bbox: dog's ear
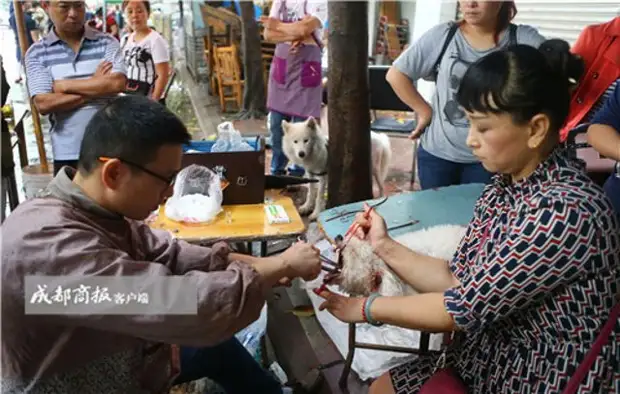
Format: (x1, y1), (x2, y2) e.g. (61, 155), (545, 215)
(281, 120), (290, 134)
(306, 116), (317, 132)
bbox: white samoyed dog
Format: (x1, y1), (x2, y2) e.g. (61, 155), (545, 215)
(281, 116), (391, 220)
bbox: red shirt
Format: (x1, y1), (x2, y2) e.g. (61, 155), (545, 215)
(560, 17), (620, 141)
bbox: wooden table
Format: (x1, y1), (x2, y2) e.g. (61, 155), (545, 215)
(148, 190), (306, 256)
(316, 183), (485, 389)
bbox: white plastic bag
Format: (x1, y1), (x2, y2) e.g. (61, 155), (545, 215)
(164, 164), (223, 223)
(212, 121), (253, 152)
(235, 303), (268, 362)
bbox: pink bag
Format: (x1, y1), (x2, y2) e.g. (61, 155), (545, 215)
(418, 367), (467, 394)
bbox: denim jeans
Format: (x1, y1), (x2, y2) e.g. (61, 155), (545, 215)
(173, 338), (282, 394)
(417, 143), (494, 190)
(268, 111), (305, 176)
(604, 174), (620, 219)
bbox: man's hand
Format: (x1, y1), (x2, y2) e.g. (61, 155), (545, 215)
(94, 61), (113, 78)
(279, 241), (321, 281)
(52, 60), (114, 95)
(52, 79), (67, 94)
(290, 40), (303, 54)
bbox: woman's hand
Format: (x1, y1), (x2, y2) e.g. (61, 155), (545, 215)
(409, 102), (432, 140)
(259, 16), (280, 30)
(314, 288), (365, 323)
(353, 203), (390, 249)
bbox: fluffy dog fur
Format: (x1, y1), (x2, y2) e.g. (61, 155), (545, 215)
(281, 117), (391, 220)
(338, 224), (467, 297)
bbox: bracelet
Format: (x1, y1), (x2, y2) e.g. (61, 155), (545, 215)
(362, 292), (383, 326)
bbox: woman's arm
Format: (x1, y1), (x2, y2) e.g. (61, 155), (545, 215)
(149, 34), (171, 101)
(588, 125), (620, 161)
(151, 62), (170, 101)
(316, 290), (456, 332)
(588, 84), (620, 161)
(321, 202), (603, 334)
(374, 237), (460, 293)
(385, 67), (432, 115)
(370, 292), (456, 332)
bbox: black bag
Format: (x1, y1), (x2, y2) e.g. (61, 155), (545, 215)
(124, 79), (152, 96)
(120, 34), (154, 97)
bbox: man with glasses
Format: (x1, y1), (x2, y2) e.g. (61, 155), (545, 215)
(25, 0), (126, 175)
(1, 95), (321, 393)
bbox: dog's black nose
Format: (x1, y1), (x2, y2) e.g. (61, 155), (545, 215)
(298, 151), (305, 158)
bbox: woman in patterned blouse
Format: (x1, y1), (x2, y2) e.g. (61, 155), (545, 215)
(316, 40), (620, 393)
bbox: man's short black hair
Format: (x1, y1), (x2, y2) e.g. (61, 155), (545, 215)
(78, 95), (191, 174)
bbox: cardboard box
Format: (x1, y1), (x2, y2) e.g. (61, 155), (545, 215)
(181, 137), (266, 205)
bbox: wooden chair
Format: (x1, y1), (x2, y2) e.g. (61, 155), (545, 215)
(204, 25), (233, 97)
(368, 65), (419, 188)
(213, 44), (244, 112)
(261, 52), (273, 93)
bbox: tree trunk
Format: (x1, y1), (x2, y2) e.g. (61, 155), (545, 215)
(236, 1), (267, 120)
(327, 2), (372, 208)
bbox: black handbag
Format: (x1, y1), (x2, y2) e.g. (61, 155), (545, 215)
(124, 79), (152, 96)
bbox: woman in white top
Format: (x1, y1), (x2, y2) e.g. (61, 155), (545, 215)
(121, 0), (170, 102)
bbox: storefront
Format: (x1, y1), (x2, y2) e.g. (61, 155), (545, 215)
(510, 1), (619, 45)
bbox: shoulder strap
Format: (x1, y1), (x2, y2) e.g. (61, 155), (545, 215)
(433, 22), (459, 81)
(508, 23), (517, 46)
(120, 34), (129, 49)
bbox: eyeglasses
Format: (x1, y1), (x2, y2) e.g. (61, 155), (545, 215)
(98, 157), (177, 186)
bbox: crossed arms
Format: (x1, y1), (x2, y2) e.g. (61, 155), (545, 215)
(261, 15), (322, 44)
(25, 40), (127, 115)
(33, 61), (126, 115)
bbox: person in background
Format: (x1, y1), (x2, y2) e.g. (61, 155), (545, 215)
(121, 0), (170, 103)
(317, 40), (620, 394)
(31, 2), (50, 36)
(386, 0), (545, 189)
(587, 83), (620, 217)
(261, 0), (327, 176)
(560, 16), (620, 141)
(1, 57), (16, 223)
(9, 1), (39, 83)
(25, 0), (126, 175)
(1, 95), (318, 393)
(88, 7), (119, 40)
(114, 5), (124, 31)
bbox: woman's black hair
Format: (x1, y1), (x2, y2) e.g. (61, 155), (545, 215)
(456, 39), (585, 136)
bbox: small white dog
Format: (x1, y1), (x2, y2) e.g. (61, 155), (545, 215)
(338, 224), (467, 297)
(281, 117), (391, 220)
